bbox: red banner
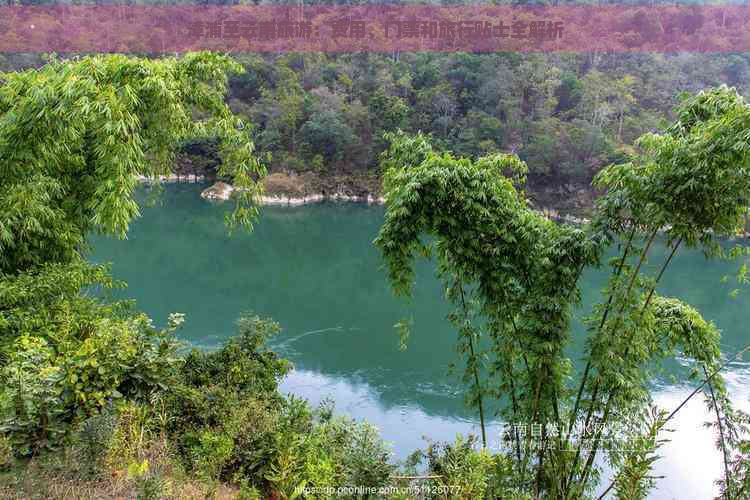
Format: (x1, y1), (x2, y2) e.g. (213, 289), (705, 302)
(0, 5), (747, 53)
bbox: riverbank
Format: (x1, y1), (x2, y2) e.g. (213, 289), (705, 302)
(191, 175), (750, 238)
(146, 167), (594, 212)
(140, 171), (385, 204)
(199, 179), (385, 206)
(138, 171), (593, 225)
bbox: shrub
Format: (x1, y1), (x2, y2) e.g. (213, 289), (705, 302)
(0, 314), (182, 455)
(186, 430), (234, 482)
(1, 310), (398, 498)
(73, 409), (118, 478)
(162, 315), (395, 498)
(316, 415), (393, 490)
(0, 335), (66, 455)
(0, 434), (12, 471)
(421, 436), (527, 500)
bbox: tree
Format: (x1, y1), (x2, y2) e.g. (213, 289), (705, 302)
(453, 110), (505, 159)
(0, 52), (264, 276)
(375, 86), (750, 499)
(369, 89), (408, 134)
(299, 109), (355, 165)
(273, 62), (305, 155)
(414, 83), (457, 140)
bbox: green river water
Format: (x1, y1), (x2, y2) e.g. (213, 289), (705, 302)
(90, 183), (750, 499)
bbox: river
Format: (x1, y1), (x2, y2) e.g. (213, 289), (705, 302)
(89, 183), (750, 499)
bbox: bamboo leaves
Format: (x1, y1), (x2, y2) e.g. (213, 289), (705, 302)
(375, 130), (596, 493)
(0, 53), (264, 275)
(377, 86), (750, 498)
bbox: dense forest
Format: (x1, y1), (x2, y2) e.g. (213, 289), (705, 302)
(4, 51), (750, 206)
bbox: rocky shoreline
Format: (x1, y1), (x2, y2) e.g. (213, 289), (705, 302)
(136, 175), (385, 205)
(137, 174), (206, 183)
(196, 180), (590, 225)
(136, 174), (750, 238)
(199, 180), (385, 206)
(136, 174), (589, 225)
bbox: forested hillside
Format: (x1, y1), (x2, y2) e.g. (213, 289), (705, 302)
(227, 52), (749, 182)
(4, 51), (749, 199)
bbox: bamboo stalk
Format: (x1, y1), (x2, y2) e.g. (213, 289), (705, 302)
(596, 343), (750, 499)
(579, 235), (682, 487)
(568, 225), (637, 440)
(458, 278), (487, 449)
(703, 364), (731, 500)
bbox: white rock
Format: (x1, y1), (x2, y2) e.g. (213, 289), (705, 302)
(200, 181), (234, 201)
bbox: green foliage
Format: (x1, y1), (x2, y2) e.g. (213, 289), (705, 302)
(299, 110), (356, 164)
(316, 413), (393, 489)
(8, 51), (750, 187)
(4, 49), (750, 499)
(0, 314), (182, 455)
(0, 259), (184, 456)
(160, 314), (393, 498)
(181, 314), (288, 396)
(0, 53), (263, 274)
(0, 436), (11, 473)
(594, 85), (750, 248)
(425, 436), (494, 499)
(576, 87), (750, 497)
(0, 265), (183, 457)
(0, 335), (66, 454)
(375, 130), (597, 458)
(0, 262), (120, 348)
(311, 154), (325, 172)
(369, 89), (409, 151)
(607, 407), (667, 500)
(420, 436), (528, 500)
(0, 51), (397, 499)
(73, 410), (118, 479)
(375, 88), (750, 499)
(0, 53), (265, 463)
(188, 430), (234, 482)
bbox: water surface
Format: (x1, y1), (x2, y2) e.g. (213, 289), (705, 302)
(90, 183), (750, 499)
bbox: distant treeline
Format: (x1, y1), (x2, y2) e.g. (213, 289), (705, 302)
(4, 48), (750, 186)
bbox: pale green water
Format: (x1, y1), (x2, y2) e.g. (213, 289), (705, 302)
(90, 183), (750, 499)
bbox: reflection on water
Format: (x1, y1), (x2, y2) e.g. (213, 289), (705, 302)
(280, 366), (750, 499)
(90, 183), (750, 499)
